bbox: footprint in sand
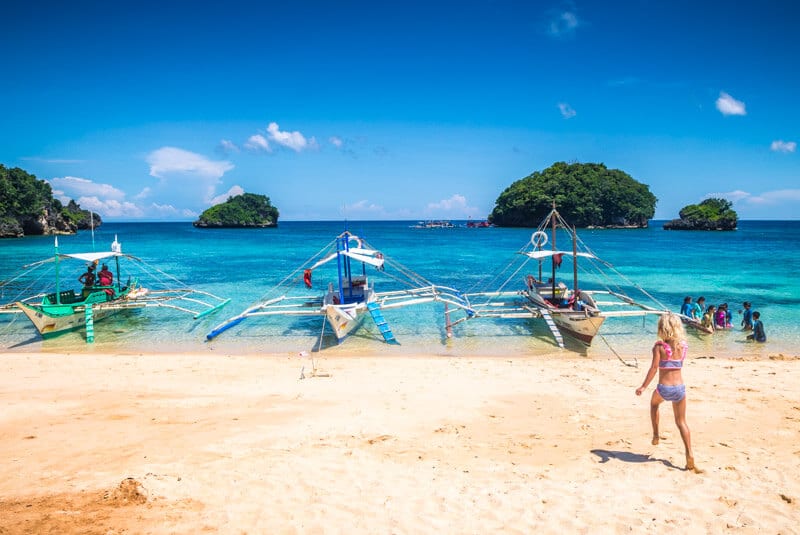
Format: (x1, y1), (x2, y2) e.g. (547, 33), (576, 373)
(366, 435), (393, 445)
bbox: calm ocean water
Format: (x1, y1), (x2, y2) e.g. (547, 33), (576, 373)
(1, 220), (797, 360)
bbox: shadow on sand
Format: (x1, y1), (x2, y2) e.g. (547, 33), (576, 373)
(590, 449), (682, 470)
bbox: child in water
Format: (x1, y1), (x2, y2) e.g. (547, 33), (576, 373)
(746, 311), (766, 342)
(715, 304), (728, 329)
(740, 301), (753, 331)
(701, 305), (716, 332)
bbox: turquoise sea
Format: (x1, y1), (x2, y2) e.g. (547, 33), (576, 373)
(1, 220), (798, 360)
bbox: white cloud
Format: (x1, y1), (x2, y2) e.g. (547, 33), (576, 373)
(49, 176), (126, 200)
(770, 140), (797, 153)
(716, 92), (746, 116)
(151, 202), (179, 215)
(425, 194), (479, 217)
(547, 10), (579, 37)
(711, 189), (800, 205)
(147, 147), (234, 179)
(705, 190), (751, 203)
(746, 189), (800, 204)
(76, 196), (144, 218)
(267, 122), (318, 152)
(329, 136), (343, 148)
(245, 134), (271, 152)
(558, 102), (576, 119)
(219, 139), (240, 153)
(209, 185), (245, 206)
(133, 187), (152, 200)
(345, 200), (385, 213)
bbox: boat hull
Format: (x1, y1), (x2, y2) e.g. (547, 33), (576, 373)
(525, 288), (606, 345)
(15, 301), (121, 338)
(549, 311), (606, 345)
(325, 303), (366, 342)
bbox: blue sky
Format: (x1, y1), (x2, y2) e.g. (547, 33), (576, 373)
(2, 0), (798, 221)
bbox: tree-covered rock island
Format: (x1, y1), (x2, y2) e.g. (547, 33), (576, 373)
(488, 162), (657, 228)
(663, 198), (738, 230)
(1, 164), (101, 238)
(193, 193), (279, 228)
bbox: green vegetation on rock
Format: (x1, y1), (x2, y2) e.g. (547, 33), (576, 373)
(0, 164), (100, 238)
(488, 162), (657, 228)
(193, 193), (279, 228)
(663, 198), (738, 230)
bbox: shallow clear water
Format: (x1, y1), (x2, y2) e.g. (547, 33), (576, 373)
(1, 220), (797, 359)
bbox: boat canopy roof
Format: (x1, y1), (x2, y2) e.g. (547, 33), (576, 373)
(307, 244), (385, 271)
(524, 250), (597, 260)
(60, 251), (125, 263)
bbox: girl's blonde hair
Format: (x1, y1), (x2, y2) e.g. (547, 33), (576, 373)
(658, 313), (687, 355)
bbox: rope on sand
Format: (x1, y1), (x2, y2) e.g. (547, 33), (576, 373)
(599, 333), (638, 368)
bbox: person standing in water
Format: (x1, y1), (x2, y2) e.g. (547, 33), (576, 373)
(636, 313), (702, 473)
(740, 301), (753, 331)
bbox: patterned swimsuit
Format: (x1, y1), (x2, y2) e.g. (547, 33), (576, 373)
(656, 340), (687, 402)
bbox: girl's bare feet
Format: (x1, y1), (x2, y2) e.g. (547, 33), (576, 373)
(686, 457), (704, 474)
(651, 435), (659, 445)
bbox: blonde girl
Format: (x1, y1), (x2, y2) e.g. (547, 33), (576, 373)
(636, 313), (701, 473)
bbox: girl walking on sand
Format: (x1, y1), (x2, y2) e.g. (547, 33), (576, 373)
(635, 313), (702, 473)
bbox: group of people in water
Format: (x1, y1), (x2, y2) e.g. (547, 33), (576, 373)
(680, 296), (766, 342)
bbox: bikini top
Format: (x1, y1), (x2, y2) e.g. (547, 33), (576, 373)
(656, 340), (688, 369)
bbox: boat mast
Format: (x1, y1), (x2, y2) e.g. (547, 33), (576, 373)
(112, 235), (122, 293)
(572, 223), (578, 295)
(54, 237), (61, 304)
(551, 202), (557, 298)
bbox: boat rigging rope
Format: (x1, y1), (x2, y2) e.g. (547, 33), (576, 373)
(598, 333), (638, 368)
(254, 238), (337, 303)
(315, 314), (327, 353)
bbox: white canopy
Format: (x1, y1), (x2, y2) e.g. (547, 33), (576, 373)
(60, 251), (124, 263)
(525, 250), (597, 260)
(307, 249), (385, 271)
(341, 250), (385, 268)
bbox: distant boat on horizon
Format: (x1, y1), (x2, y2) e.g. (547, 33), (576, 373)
(410, 220), (455, 229)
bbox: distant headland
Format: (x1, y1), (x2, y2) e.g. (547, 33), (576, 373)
(0, 164), (100, 238)
(487, 162), (656, 228)
(663, 198), (738, 231)
(193, 192), (279, 228)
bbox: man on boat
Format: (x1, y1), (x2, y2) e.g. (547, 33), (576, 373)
(78, 264), (96, 297)
(98, 263), (114, 296)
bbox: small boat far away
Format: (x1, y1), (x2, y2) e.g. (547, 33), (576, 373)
(410, 220), (455, 229)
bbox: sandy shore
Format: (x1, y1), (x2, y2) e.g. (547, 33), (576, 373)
(1, 350), (799, 534)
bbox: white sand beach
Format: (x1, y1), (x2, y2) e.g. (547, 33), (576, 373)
(1, 350), (799, 534)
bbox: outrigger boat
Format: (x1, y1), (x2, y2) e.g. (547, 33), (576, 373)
(455, 205), (672, 348)
(206, 230), (469, 348)
(0, 236), (230, 342)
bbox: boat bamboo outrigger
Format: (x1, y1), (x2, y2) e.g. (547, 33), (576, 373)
(0, 236), (230, 342)
(453, 204), (675, 348)
(206, 230), (470, 349)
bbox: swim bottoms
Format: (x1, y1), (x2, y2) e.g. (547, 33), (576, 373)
(657, 383), (686, 402)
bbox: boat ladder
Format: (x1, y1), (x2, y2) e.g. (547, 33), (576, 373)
(367, 302), (399, 345)
(85, 304), (95, 343)
(539, 308), (564, 348)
